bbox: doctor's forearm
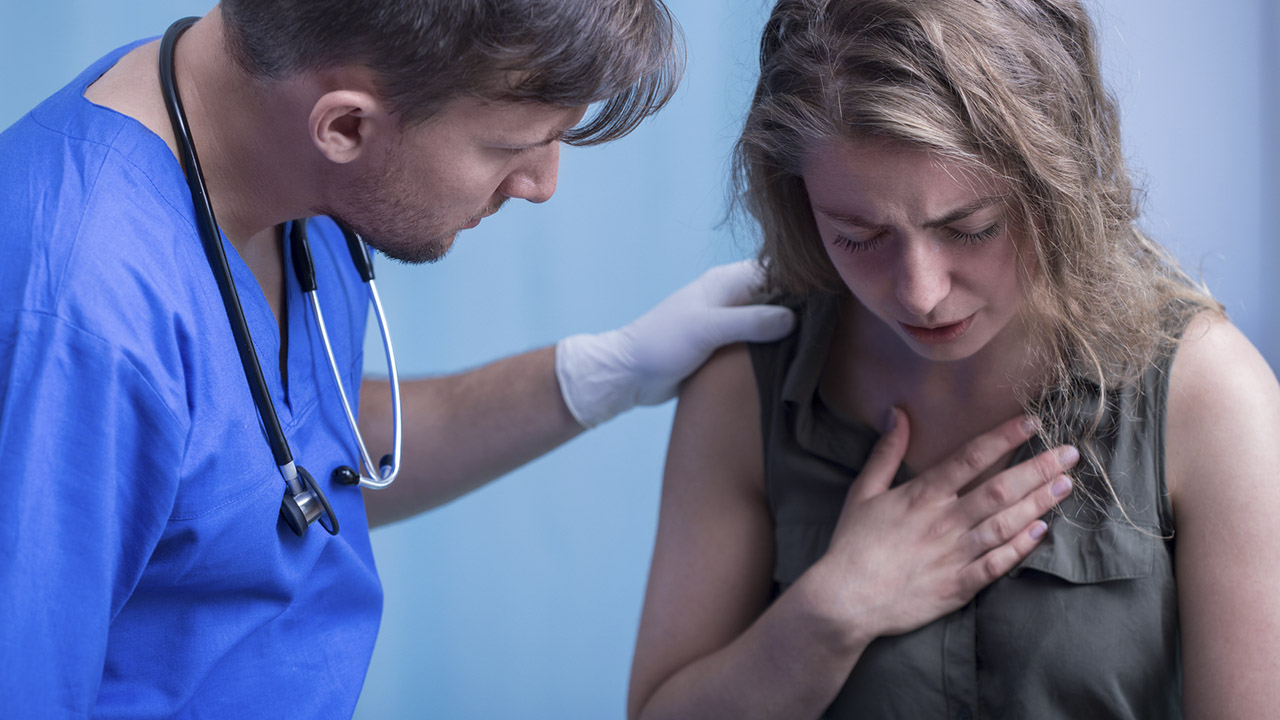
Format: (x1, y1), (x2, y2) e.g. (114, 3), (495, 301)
(358, 346), (584, 526)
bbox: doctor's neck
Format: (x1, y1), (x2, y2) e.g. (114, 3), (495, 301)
(161, 8), (322, 253)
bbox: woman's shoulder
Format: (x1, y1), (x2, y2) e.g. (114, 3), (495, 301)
(686, 341), (758, 408)
(1165, 310), (1280, 499)
(1169, 311), (1276, 407)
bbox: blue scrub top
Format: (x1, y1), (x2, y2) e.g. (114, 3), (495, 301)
(0, 41), (383, 718)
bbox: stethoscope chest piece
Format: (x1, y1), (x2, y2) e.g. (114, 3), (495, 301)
(280, 466), (339, 537)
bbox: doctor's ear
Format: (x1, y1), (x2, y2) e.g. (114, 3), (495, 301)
(309, 89), (389, 164)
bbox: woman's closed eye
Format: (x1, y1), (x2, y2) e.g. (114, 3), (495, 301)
(832, 231), (887, 253)
(946, 223), (1002, 246)
(832, 223), (1001, 253)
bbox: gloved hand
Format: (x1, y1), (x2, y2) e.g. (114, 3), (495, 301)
(555, 260), (796, 428)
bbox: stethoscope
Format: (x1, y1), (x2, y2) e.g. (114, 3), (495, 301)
(159, 17), (402, 537)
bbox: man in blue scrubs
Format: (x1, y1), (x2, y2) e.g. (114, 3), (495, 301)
(0, 1), (794, 716)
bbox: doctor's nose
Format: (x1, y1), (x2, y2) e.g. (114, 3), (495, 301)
(499, 142), (561, 204)
(894, 240), (951, 319)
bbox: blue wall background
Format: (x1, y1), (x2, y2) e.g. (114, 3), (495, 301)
(2, 1), (1275, 717)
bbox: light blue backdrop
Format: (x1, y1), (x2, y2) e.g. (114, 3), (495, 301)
(2, 1), (1275, 718)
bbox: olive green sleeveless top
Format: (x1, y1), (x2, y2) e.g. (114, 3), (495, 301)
(748, 293), (1183, 719)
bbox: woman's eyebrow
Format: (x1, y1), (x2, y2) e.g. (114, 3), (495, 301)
(921, 196), (1006, 229)
(815, 209), (884, 229)
(816, 196), (1006, 230)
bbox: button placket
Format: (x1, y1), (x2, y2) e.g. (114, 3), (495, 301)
(941, 601), (979, 720)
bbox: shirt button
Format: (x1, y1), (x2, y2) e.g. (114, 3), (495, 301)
(956, 709), (974, 720)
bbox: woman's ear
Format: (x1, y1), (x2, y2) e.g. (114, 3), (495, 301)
(309, 89), (388, 164)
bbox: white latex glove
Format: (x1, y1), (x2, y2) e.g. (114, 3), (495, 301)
(555, 260), (796, 428)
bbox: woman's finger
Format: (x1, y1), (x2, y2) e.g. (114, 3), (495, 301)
(957, 518), (1051, 594)
(923, 414), (1040, 495)
(964, 474), (1073, 555)
(955, 444), (1079, 521)
(849, 407), (911, 500)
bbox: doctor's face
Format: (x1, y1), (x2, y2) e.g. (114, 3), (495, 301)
(802, 136), (1028, 363)
(335, 98), (587, 264)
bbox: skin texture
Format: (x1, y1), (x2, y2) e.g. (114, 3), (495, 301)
(628, 136), (1280, 718)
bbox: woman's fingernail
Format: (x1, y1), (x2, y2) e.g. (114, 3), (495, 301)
(882, 407), (898, 433)
(1058, 445), (1080, 468)
(1021, 415), (1040, 435)
(1029, 520), (1048, 540)
(1051, 475), (1073, 499)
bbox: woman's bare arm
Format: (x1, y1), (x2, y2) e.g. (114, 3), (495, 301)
(1167, 312), (1280, 718)
(627, 343), (858, 719)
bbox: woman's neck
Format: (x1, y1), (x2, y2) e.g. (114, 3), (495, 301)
(821, 296), (1042, 473)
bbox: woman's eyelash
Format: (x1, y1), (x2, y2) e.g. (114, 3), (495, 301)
(832, 234), (884, 252)
(946, 224), (1002, 245)
(832, 223), (1001, 252)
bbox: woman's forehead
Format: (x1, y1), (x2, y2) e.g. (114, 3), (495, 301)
(802, 136), (1009, 222)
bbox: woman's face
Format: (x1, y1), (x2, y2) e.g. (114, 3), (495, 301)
(802, 136), (1028, 363)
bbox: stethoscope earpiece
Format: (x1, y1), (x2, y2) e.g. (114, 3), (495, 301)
(333, 466), (360, 486)
(280, 466), (339, 537)
(332, 454), (396, 487)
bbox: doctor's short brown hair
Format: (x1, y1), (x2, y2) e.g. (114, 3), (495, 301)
(219, 0), (683, 143)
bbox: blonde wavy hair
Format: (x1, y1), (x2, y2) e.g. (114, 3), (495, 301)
(734, 0), (1221, 518)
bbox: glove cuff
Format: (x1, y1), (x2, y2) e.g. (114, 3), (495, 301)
(555, 331), (638, 429)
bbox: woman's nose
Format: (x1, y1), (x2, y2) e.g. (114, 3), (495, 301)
(894, 239), (951, 319)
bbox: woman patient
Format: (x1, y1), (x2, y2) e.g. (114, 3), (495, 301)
(628, 0), (1280, 717)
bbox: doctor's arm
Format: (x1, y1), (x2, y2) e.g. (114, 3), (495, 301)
(357, 261), (795, 526)
(359, 345), (576, 523)
(1165, 313), (1280, 718)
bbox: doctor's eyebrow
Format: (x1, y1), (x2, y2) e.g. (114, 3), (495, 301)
(817, 195), (1006, 230)
(535, 130), (566, 146)
(507, 129), (567, 150)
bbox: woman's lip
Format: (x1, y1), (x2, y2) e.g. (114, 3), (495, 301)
(899, 314), (975, 344)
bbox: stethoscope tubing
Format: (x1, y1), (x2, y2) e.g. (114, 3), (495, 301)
(159, 16), (305, 496)
(160, 16), (403, 537)
(358, 280), (403, 489)
(290, 223), (402, 489)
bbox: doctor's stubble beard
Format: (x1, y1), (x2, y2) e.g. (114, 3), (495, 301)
(323, 150), (485, 266)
